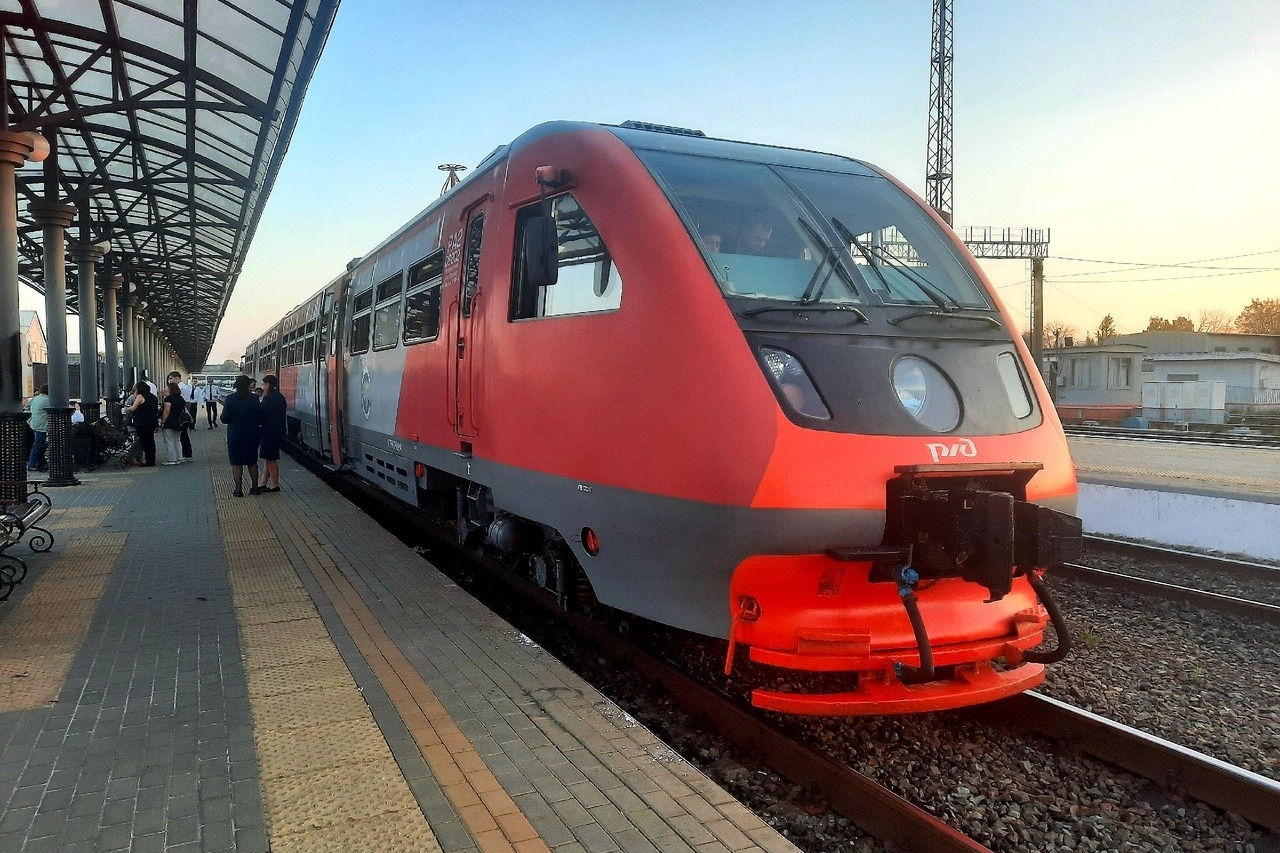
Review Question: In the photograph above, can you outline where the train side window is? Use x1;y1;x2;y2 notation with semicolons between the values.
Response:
373;273;404;351
349;287;373;354
404;250;444;344
511;194;622;321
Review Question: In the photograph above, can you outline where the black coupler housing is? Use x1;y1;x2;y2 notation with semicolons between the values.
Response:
882;466;1083;601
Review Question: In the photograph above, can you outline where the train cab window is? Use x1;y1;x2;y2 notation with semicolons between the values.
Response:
350;287;373;354
373;273;404;351
511;194;622;320
404;250;444;343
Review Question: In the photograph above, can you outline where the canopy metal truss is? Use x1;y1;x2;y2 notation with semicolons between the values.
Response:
1;0;339;368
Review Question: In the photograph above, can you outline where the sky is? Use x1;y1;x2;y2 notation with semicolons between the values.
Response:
21;0;1280;363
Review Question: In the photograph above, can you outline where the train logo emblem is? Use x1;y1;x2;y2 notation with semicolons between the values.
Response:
360;369;372;420
926;438;977;464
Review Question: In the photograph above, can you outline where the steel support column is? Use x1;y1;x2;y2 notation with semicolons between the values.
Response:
121;295;136;391
0;129;36;501
103;274;121;421
28;197;78;486
72;243;107;422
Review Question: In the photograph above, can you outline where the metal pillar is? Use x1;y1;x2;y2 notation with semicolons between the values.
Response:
1031;257;1045;378
72;242;106;423
926;0;955;225
103;274;121;421
28;197;79;486
121;295;136;391
0;128;37;501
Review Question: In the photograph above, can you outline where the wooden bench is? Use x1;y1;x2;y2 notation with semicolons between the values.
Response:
0;480;54;600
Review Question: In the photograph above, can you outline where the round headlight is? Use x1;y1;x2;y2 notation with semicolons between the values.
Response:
892;356;960;431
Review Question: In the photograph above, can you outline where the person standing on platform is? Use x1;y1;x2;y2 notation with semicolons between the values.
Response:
168;371;194;461
197;378;219;428
127;380;158;467
160;382;186;465
258;374;286;493
181;374;198;430
220;375;263;497
24;384;50;472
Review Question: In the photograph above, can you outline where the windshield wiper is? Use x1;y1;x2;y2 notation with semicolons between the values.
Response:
888;309;1002;328
830;217;960;312
795;217;856;304
738;303;869;323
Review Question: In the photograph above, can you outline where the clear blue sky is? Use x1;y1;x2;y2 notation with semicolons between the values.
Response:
24;1;1280;361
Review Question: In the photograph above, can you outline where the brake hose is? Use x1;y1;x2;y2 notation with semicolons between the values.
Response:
1022;571;1072;663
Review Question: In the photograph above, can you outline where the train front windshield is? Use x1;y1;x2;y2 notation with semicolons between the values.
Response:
637;150;991;313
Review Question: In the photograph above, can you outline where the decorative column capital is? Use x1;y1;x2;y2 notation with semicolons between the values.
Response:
69;243;109;265
108;274;124;291
0;129;36;168
27;199;77;229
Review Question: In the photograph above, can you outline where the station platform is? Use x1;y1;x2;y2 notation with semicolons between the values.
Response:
0;428;799;853
1067;434;1280;504
1067;435;1280;561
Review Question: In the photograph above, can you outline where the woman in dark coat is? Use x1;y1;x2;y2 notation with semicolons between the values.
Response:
219;375;263;496
126;380;158;467
258;374;287;492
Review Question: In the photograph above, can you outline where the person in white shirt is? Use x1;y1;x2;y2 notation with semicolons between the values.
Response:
195;379;219;429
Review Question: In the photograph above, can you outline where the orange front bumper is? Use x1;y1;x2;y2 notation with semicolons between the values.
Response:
728;554;1053;715
753;659;1045;715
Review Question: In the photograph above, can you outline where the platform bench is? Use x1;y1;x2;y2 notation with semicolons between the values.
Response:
0;480;54;600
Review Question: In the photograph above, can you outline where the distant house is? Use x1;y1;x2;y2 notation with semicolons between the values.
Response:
1043;342;1146;409
18;310;46;401
1044;330;1280;422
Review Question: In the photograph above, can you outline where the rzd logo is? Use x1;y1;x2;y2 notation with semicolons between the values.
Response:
926;438;977;464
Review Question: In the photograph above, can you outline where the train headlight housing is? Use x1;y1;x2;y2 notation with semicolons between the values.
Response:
760;347;830;420
892;356;961;431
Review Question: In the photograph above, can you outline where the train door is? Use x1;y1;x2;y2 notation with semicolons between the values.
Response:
328;278;349;465
453;206;488;439
314;291;333;457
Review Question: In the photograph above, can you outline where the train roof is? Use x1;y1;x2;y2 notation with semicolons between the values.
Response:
247;121;887;349
519;120;881;178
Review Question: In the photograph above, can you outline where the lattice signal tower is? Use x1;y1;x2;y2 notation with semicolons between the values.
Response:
926;0;1052;379
925;0;954;225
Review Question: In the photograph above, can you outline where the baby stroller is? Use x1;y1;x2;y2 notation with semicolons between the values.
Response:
92;416;138;469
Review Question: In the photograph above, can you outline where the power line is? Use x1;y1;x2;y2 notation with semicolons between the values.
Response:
1047;268;1274;285
1049;247;1280;277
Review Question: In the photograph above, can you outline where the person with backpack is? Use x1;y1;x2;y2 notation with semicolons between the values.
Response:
125;380;158;467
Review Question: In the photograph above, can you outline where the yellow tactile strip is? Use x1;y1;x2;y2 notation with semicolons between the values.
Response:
212;473;441;852
267;501;552;853
0;532;127;711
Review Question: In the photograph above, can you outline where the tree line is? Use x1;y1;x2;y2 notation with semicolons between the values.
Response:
1039;297;1280;350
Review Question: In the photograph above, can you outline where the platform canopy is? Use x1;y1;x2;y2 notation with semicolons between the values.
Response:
1;0;339;368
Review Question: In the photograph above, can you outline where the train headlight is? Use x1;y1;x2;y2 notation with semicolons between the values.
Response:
891;356;961;431
760;347;831;420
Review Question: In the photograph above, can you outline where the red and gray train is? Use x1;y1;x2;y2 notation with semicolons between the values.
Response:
244;120;1081;716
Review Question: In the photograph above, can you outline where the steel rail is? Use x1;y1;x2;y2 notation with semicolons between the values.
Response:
1084;535;1280;582
1053;563;1280;623
287;444;992;853
1063;425;1280;448
969;692;1280;833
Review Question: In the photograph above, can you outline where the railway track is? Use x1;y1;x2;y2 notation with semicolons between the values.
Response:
291;445;1280;851
1063;425;1280;448
968;693;1280;833
1056;536;1280;621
